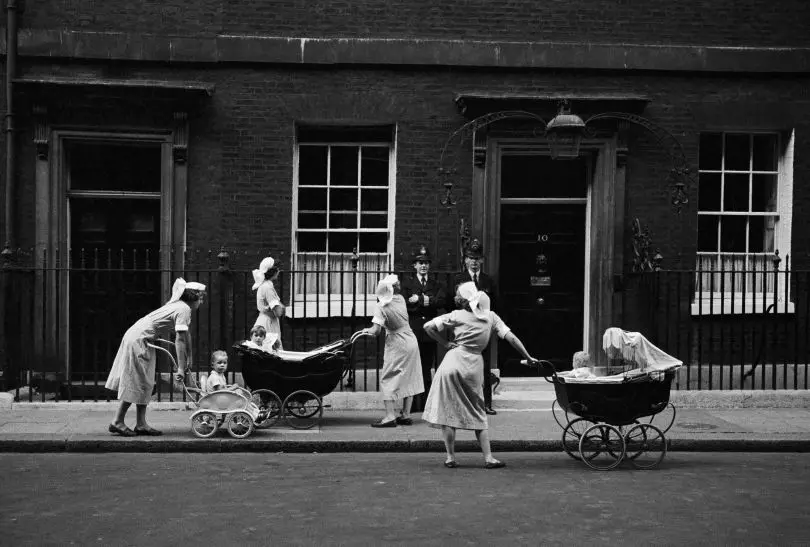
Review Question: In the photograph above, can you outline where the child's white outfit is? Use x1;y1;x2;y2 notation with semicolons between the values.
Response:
254;280;283;350
205;370;228;393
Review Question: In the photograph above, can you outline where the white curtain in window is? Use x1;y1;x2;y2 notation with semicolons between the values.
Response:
293;252;391;296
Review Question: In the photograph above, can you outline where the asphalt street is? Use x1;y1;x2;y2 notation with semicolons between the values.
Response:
1;452;808;546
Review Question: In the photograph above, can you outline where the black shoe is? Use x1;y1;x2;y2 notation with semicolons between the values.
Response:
485;407;497;415
370;419;397;428
395;416;413;426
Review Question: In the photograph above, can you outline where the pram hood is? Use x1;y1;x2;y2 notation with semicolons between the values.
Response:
557;328;682;384
601;327;683;372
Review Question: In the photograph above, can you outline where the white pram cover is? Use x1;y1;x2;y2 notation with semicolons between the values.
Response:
558;327;683;384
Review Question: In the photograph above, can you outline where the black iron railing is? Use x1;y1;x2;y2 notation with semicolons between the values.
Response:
1;248;808;400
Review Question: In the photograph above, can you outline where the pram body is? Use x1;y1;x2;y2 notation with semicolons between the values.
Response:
536;328;682;471
232;331;365;429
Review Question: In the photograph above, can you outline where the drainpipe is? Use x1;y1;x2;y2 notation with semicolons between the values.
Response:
2;0;18;258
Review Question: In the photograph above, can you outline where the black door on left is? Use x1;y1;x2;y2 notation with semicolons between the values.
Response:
67;142;162;384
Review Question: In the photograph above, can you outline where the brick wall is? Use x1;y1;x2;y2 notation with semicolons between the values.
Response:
21;0;810;47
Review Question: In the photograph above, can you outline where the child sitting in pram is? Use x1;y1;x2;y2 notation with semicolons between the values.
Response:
242;325;280;353
205;350;244;393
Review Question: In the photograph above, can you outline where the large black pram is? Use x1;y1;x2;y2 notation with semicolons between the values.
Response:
534;328;682;471
232;331;366;429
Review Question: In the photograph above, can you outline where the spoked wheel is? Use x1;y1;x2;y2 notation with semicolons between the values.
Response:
552;400;569;430
283;390;323;430
578;424;626;471
648;402;677;434
227;411;256;439
625;423;667;469
561;418;594;461
191;411;219;438
250;389;283;429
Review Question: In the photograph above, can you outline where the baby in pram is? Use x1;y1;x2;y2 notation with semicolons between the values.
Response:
205;350;244;393
242;325;280;353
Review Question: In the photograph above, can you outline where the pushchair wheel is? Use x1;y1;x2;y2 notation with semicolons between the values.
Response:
283;390;323;430
250;389;283;429
561;418;594;461
227;411;255;439
647;402;676;434
191;411;219;438
578;424;626;471
625;423;666;469
552;400;569;430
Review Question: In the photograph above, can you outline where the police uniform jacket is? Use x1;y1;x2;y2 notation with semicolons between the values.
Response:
401;274;447;343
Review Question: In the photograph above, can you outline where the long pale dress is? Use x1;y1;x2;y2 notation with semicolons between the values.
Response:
422;309;511;430
254;280;283;350
373;294;424;401
105;301;193;405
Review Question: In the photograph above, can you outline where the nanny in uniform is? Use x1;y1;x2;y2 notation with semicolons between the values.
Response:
106;278;206;436
360;274;425;427
422;281;538;468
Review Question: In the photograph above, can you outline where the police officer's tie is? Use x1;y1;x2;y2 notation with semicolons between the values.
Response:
473;273;479;289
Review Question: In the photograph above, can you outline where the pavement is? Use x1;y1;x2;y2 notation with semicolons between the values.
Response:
2;377;810;453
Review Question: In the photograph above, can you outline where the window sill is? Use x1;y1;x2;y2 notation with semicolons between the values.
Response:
690;299;795;316
287;296;379;319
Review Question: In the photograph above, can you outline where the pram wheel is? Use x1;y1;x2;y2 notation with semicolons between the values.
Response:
283;390;323;430
647;402;676;434
250;389;282;429
578;424;626;471
561;418;594;461
625;423;666;469
191;411;219;438
552;400;569;430
227;411;255;439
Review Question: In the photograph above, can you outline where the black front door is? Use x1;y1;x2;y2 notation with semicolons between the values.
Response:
497;154;588;375
67;141;163;381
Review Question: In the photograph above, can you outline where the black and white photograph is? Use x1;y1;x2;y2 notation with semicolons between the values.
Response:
1;1;809;545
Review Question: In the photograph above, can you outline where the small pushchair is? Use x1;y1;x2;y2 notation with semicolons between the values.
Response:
529;328;682;471
232;330;367;430
148;341;261;439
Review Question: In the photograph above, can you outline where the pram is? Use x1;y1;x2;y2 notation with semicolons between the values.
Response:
232;330;367;430
528;328;683;471
148;341;261;439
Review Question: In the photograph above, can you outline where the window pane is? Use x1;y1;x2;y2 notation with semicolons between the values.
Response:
724;134;750;171
752;134;778;171
330;188;358;211
299;187;327;210
361;189;388;212
329;212;357;229
749;216;775;253
360;232;388;253
330;232;358;253
698;215;719;252
298;212;326;229
361;147;390;187
299;146;328;186
360;212;387;228
751;174;777;212
298;232;326;252
720;217;747;252
330;146;359;186
699;133;722;170
698;172;721;211
723;173;749;212
501;155;587;198
68;142;162;192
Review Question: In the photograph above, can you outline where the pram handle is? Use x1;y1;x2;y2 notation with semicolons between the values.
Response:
349;330;374;344
146;342;201;407
520;359;558;383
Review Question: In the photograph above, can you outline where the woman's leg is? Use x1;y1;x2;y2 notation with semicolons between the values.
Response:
400;396;413;417
135;404;150;429
442;426;457;463
112;401;131;427
382;400;398;422
474;429;501;464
